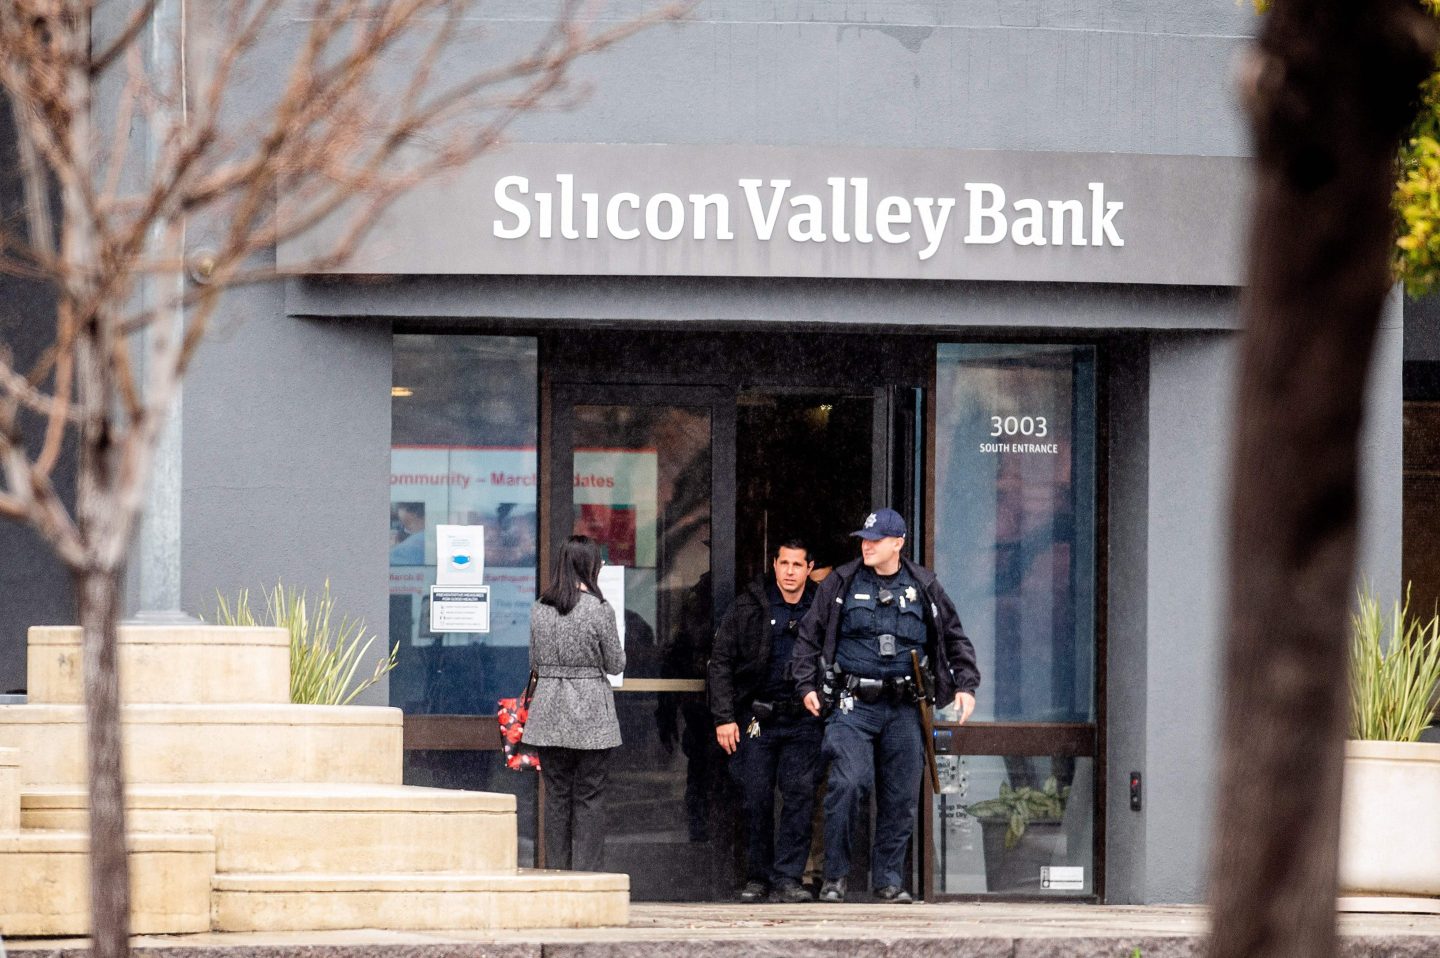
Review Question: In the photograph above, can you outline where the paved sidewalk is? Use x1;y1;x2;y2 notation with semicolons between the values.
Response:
8;903;1440;957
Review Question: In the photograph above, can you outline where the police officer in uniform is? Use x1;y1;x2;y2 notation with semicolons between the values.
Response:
709;538;822;903
793;508;978;903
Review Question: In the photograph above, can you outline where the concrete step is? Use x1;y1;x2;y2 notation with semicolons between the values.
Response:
0;829;214;936
27;625;290;706
0;704;401;787
211;869;629;932
22;783;518;874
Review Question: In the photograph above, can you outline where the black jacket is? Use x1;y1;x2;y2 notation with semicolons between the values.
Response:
792;557;980;705
707;577;814;726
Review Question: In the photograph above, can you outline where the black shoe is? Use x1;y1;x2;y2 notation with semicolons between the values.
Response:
738;879;770;902
874;885;913;903
771;878;814;903
818;878;847;902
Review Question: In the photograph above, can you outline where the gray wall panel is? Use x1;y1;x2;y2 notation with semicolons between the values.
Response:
1104;335;1148;904
1135;320;1405;904
1144;331;1231;903
181;279;394;705
456;2;1254;155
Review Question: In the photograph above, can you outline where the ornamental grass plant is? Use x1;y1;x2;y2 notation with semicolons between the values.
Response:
1350;585;1440;742
213;580;397;706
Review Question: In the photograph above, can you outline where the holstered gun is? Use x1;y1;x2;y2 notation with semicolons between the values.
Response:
817;657;838;718
910;650;940;792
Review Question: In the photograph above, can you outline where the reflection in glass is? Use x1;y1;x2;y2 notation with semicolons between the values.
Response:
388;335;539;715
570;403;732;899
934;344;1097;724
572;404;712;680
933;755;1094;896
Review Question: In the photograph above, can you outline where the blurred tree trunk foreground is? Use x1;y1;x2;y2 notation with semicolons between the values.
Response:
1210;3;1435;958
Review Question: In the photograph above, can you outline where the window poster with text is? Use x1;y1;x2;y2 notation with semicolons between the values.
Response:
389;445;658;648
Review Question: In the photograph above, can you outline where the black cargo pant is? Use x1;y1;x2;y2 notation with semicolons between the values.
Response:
536;745;611;872
732;713;824;884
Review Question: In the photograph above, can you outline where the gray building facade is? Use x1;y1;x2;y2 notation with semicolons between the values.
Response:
0;1;1404;905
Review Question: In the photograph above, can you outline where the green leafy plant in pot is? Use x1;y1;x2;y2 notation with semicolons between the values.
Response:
965;774;1070;850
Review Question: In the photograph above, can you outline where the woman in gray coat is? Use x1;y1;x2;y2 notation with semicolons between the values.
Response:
522;534;625;871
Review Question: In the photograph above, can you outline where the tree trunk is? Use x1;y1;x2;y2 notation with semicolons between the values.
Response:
78;566;131;958
1208;4;1434;958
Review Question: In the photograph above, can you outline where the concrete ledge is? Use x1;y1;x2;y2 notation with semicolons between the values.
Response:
27;626;290;707
0;704;403;787
212;870;630;932
23;782;516;813
22;784;519;874
0;831;214;937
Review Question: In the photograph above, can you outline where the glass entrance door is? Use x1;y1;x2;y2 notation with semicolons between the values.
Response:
547;385;736;899
925;343;1099;899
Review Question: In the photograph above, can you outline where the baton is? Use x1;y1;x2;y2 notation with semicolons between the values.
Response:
910;650;941;792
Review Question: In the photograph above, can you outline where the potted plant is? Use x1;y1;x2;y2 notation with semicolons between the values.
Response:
1338;585;1440;911
965;775;1070;892
213;580;397;705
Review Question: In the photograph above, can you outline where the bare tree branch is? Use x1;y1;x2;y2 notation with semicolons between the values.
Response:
0;6;691;952
90;0;161;76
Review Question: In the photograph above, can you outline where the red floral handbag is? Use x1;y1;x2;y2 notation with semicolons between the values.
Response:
497;670;542;771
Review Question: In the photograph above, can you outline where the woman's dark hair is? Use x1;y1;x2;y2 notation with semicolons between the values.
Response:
539;534;606;614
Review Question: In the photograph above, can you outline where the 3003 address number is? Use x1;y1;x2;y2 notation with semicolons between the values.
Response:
990;415;1048;438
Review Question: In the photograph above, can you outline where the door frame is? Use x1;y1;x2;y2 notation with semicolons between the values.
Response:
543;382;737;695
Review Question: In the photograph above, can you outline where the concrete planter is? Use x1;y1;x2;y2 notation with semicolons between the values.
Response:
1338;739;1440;913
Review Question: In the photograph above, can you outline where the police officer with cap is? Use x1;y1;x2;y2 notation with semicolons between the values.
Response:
793;508;979;903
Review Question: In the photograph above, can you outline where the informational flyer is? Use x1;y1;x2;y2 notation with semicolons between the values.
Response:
598;563;625;687
435;524;485;585
429;585;491;633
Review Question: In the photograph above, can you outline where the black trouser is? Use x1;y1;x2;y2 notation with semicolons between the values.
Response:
536;745;611;871
731;713;824;884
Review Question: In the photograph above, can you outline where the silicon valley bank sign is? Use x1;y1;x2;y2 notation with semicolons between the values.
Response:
278;144;1250;286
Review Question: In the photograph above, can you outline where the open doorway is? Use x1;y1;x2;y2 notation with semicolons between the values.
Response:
735;390;875;586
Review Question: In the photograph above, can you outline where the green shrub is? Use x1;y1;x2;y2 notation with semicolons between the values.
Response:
213;580;397;706
1350;585;1440;742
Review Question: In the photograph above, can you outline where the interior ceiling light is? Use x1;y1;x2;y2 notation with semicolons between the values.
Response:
391;386;414;398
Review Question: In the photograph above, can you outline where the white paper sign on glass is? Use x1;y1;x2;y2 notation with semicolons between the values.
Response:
430;585;491;633
435;525;486;585
598;564;625;687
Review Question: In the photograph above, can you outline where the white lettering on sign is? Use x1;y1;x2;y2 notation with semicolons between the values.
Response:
492;174;1126;258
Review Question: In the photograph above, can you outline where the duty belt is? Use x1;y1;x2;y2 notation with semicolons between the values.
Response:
751;698;807;720
839;672;920;705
